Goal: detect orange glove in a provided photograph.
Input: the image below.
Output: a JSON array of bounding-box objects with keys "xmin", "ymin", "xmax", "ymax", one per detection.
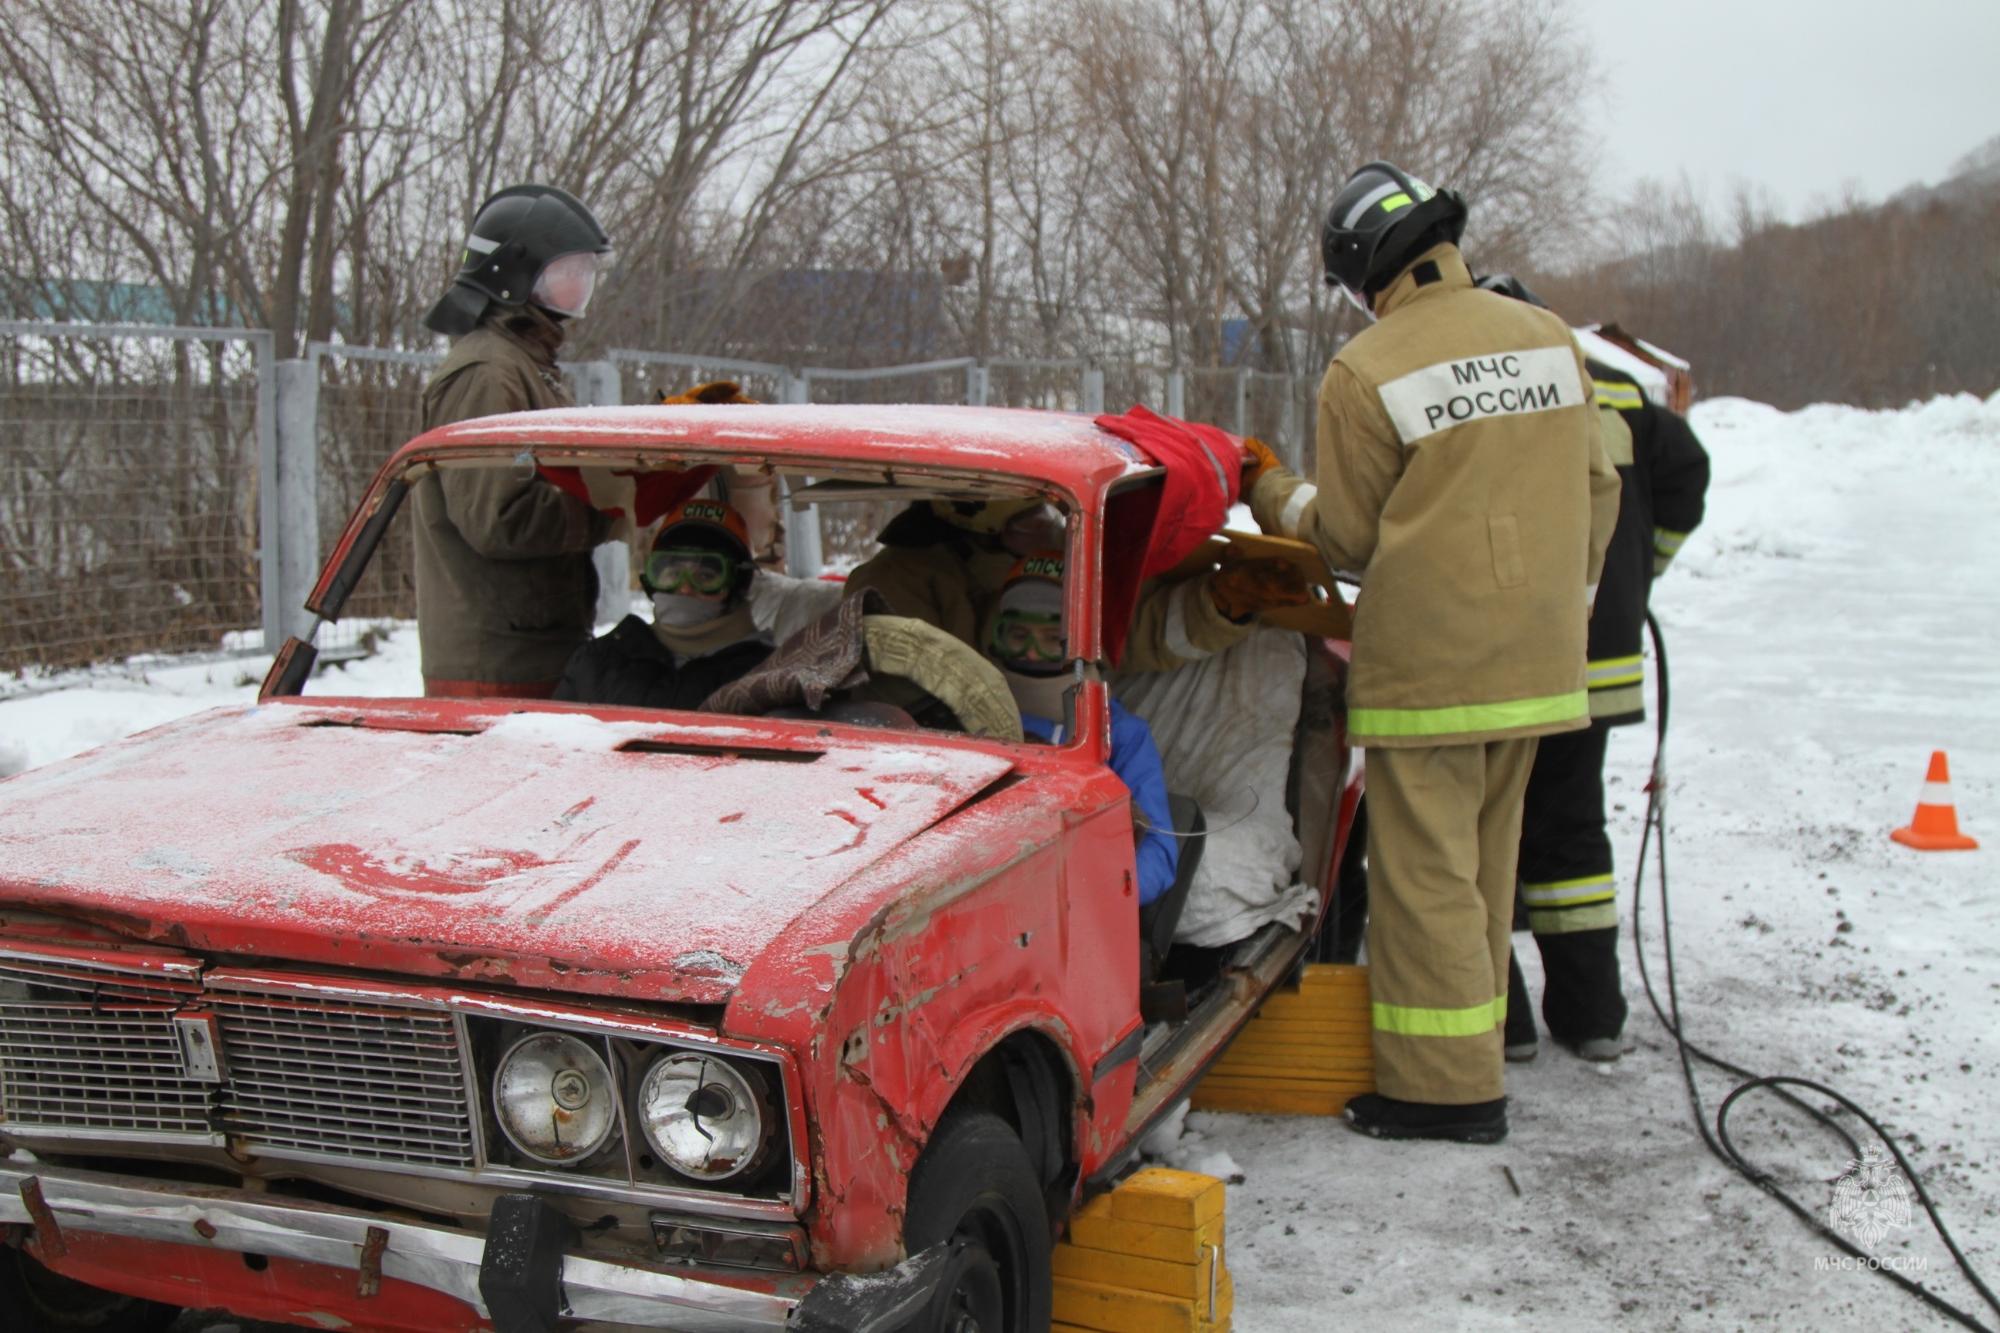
[
  {"xmin": 659, "ymin": 380, "xmax": 758, "ymax": 405},
  {"xmin": 1208, "ymin": 555, "xmax": 1312, "ymax": 623},
  {"xmin": 1242, "ymin": 436, "xmax": 1284, "ymax": 487}
]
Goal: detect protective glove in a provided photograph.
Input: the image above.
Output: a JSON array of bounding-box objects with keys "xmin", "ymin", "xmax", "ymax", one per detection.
[
  {"xmin": 1241, "ymin": 436, "xmax": 1285, "ymax": 487},
  {"xmin": 577, "ymin": 468, "xmax": 637, "ymax": 543},
  {"xmin": 1208, "ymin": 554, "xmax": 1312, "ymax": 623},
  {"xmin": 659, "ymin": 380, "xmax": 759, "ymax": 405}
]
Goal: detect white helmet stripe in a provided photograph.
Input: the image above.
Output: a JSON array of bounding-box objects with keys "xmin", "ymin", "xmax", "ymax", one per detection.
[{"xmin": 1342, "ymin": 178, "xmax": 1406, "ymax": 230}]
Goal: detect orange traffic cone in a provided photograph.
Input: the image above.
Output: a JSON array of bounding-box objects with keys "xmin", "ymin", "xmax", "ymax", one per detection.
[{"xmin": 1890, "ymin": 750, "xmax": 1979, "ymax": 851}]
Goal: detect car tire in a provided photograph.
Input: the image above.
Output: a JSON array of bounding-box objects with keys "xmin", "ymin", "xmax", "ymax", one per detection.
[
  {"xmin": 904, "ymin": 1109, "xmax": 1053, "ymax": 1333},
  {"xmin": 0, "ymin": 1247, "xmax": 178, "ymax": 1332}
]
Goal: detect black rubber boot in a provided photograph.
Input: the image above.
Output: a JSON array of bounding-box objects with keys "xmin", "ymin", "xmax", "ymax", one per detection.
[
  {"xmin": 1538, "ymin": 927, "xmax": 1628, "ymax": 1058},
  {"xmin": 1344, "ymin": 1093, "xmax": 1508, "ymax": 1145},
  {"xmin": 1504, "ymin": 951, "xmax": 1539, "ymax": 1062}
]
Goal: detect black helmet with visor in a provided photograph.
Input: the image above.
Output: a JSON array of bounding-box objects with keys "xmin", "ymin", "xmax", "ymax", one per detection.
[
  {"xmin": 1320, "ymin": 162, "xmax": 1468, "ymax": 311},
  {"xmin": 423, "ymin": 184, "xmax": 613, "ymax": 336}
]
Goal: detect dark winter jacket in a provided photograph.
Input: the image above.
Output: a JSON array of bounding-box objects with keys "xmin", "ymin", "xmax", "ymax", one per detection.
[
  {"xmin": 1583, "ymin": 361, "xmax": 1711, "ymax": 725},
  {"xmin": 1022, "ymin": 700, "xmax": 1178, "ymax": 906},
  {"xmin": 413, "ymin": 307, "xmax": 609, "ymax": 688},
  {"xmin": 553, "ymin": 614, "xmax": 773, "ymax": 711}
]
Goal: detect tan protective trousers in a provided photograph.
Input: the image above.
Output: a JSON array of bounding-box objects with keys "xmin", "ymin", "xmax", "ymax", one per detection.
[{"xmin": 1364, "ymin": 738, "xmax": 1539, "ymax": 1104}]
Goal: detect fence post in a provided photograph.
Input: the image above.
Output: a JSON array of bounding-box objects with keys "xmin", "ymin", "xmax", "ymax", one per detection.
[
  {"xmin": 778, "ymin": 370, "xmax": 823, "ymax": 577},
  {"xmin": 1166, "ymin": 370, "xmax": 1186, "ymax": 419},
  {"xmin": 265, "ymin": 354, "xmax": 318, "ymax": 650},
  {"xmin": 1276, "ymin": 374, "xmax": 1300, "ymax": 467},
  {"xmin": 569, "ymin": 360, "xmax": 631, "ymax": 627},
  {"xmin": 965, "ymin": 362, "xmax": 989, "ymax": 407},
  {"xmin": 1081, "ymin": 364, "xmax": 1105, "ymax": 415}
]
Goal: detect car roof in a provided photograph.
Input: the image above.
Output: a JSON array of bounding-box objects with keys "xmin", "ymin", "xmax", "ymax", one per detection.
[{"xmin": 401, "ymin": 403, "xmax": 1161, "ymax": 497}]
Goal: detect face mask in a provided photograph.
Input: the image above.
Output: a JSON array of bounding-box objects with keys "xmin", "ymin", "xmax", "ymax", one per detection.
[
  {"xmin": 1002, "ymin": 668, "xmax": 1072, "ymax": 725},
  {"xmin": 652, "ymin": 591, "xmax": 726, "ymax": 627}
]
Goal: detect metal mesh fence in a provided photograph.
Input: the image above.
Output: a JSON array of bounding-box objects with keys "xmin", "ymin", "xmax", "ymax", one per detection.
[
  {"xmin": 1097, "ymin": 363, "xmax": 1171, "ymax": 418},
  {"xmin": 609, "ymin": 351, "xmax": 789, "ymax": 408},
  {"xmin": 312, "ymin": 347, "xmax": 441, "ymax": 647},
  {"xmin": 0, "ymin": 325, "xmax": 1323, "ymax": 677},
  {"xmin": 986, "ymin": 360, "xmax": 1085, "ymax": 411},
  {"xmin": 803, "ymin": 360, "xmax": 974, "ymax": 407},
  {"xmin": 0, "ymin": 325, "xmax": 266, "ymax": 674}
]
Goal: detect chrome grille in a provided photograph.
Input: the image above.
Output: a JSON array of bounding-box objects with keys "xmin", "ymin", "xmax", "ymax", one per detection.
[
  {"xmin": 209, "ymin": 985, "xmax": 475, "ymax": 1168},
  {"xmin": 0, "ymin": 953, "xmax": 211, "ymax": 1138}
]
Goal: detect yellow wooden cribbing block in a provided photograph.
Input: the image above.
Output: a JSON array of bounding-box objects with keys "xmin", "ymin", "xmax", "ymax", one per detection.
[
  {"xmin": 1190, "ymin": 963, "xmax": 1375, "ymax": 1115},
  {"xmin": 1066, "ymin": 1193, "xmax": 1224, "ymax": 1265},
  {"xmin": 1052, "ymin": 1270, "xmax": 1234, "ymax": 1333},
  {"xmin": 1051, "ymin": 1241, "xmax": 1219, "ymax": 1307},
  {"xmin": 1105, "ymin": 1167, "xmax": 1226, "ymax": 1229},
  {"xmin": 1053, "ymin": 1320, "xmax": 1229, "ymax": 1333}
]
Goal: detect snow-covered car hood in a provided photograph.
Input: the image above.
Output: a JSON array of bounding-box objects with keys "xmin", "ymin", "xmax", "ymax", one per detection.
[{"xmin": 0, "ymin": 701, "xmax": 1015, "ymax": 1005}]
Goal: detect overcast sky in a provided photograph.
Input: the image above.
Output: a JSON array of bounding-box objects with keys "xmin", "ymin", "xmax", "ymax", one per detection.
[{"xmin": 1572, "ymin": 0, "xmax": 2000, "ymax": 217}]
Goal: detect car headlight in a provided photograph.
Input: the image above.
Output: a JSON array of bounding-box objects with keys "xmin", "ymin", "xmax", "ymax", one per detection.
[
  {"xmin": 492, "ymin": 1031, "xmax": 616, "ymax": 1165},
  {"xmin": 637, "ymin": 1052, "xmax": 775, "ymax": 1182}
]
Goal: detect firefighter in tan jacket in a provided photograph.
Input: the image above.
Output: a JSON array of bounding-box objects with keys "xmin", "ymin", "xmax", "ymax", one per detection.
[
  {"xmin": 414, "ymin": 185, "xmax": 616, "ymax": 698},
  {"xmin": 1246, "ymin": 162, "xmax": 1619, "ymax": 1144}
]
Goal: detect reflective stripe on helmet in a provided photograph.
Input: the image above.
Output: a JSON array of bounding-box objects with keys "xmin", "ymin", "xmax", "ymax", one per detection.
[{"xmin": 1343, "ymin": 179, "xmax": 1411, "ymax": 228}]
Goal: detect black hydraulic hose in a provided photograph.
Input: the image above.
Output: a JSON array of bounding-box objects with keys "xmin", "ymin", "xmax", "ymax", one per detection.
[{"xmin": 1630, "ymin": 611, "xmax": 1998, "ymax": 1331}]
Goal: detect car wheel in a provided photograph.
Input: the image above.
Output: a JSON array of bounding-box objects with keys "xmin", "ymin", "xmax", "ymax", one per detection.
[
  {"xmin": 0, "ymin": 1247, "xmax": 178, "ymax": 1332},
  {"xmin": 904, "ymin": 1110, "xmax": 1053, "ymax": 1333}
]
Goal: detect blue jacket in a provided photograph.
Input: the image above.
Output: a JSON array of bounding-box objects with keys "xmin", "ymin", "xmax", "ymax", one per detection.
[{"xmin": 1022, "ymin": 700, "xmax": 1179, "ymax": 905}]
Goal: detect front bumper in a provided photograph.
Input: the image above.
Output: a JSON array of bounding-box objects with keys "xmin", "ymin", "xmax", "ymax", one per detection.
[{"xmin": 0, "ymin": 1161, "xmax": 801, "ymax": 1330}]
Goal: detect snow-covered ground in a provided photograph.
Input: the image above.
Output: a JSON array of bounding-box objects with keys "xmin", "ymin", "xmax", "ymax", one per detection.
[
  {"xmin": 1157, "ymin": 392, "xmax": 2000, "ymax": 1330},
  {"xmin": 2, "ymin": 393, "xmax": 1995, "ymax": 1330}
]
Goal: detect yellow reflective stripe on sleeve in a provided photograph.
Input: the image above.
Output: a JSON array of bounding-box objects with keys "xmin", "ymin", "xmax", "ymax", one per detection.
[
  {"xmin": 1587, "ymin": 655, "xmax": 1643, "ymax": 688},
  {"xmin": 1653, "ymin": 527, "xmax": 1690, "ymax": 555},
  {"xmin": 1372, "ymin": 993, "xmax": 1507, "ymax": 1038},
  {"xmin": 1529, "ymin": 901, "xmax": 1619, "ymax": 934},
  {"xmin": 1521, "ymin": 873, "xmax": 1616, "ymax": 907},
  {"xmin": 1592, "ymin": 380, "xmax": 1644, "ymax": 411},
  {"xmin": 1350, "ymin": 690, "xmax": 1586, "ymax": 739}
]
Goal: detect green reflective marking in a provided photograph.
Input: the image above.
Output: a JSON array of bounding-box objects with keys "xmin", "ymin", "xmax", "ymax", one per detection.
[
  {"xmin": 1350, "ymin": 691, "xmax": 1586, "ymax": 738},
  {"xmin": 1373, "ymin": 994, "xmax": 1507, "ymax": 1038}
]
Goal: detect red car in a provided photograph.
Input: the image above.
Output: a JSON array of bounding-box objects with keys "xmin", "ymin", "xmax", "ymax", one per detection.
[{"xmin": 0, "ymin": 405, "xmax": 1362, "ymax": 1332}]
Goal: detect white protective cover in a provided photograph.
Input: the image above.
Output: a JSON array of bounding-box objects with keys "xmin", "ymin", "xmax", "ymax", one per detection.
[
  {"xmin": 1115, "ymin": 629, "xmax": 1315, "ymax": 947},
  {"xmin": 749, "ymin": 568, "xmax": 846, "ymax": 644}
]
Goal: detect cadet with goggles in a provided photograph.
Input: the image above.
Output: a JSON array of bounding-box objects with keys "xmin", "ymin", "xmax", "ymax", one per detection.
[{"xmin": 554, "ymin": 500, "xmax": 773, "ymax": 710}]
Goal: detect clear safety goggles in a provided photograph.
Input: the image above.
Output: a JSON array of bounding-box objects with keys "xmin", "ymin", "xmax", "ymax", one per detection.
[
  {"xmin": 992, "ymin": 611, "xmax": 1066, "ymax": 664},
  {"xmin": 645, "ymin": 547, "xmax": 736, "ymax": 596},
  {"xmin": 531, "ymin": 250, "xmax": 612, "ymax": 317}
]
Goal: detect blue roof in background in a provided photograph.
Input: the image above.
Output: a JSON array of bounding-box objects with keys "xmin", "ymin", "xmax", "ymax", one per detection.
[{"xmin": 5, "ymin": 278, "xmax": 242, "ymax": 326}]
